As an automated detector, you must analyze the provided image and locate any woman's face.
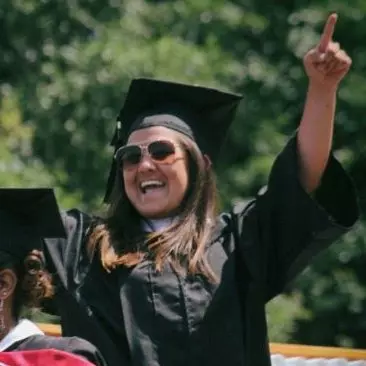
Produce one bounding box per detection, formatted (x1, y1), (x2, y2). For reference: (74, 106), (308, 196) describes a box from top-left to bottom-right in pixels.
(121, 126), (189, 219)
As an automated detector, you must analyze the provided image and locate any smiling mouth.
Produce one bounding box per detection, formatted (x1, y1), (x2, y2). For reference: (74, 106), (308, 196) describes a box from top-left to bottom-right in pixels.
(140, 180), (165, 194)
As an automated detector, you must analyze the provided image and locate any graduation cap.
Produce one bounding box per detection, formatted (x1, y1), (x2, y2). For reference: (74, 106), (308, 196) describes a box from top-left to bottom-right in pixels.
(104, 77), (243, 202)
(0, 188), (66, 259)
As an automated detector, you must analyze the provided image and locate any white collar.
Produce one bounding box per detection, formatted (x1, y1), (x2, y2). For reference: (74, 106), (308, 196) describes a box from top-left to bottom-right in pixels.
(142, 217), (174, 232)
(0, 319), (44, 351)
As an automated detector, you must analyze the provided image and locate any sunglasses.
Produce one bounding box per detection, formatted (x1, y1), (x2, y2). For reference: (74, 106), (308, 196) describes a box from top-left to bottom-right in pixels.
(115, 140), (181, 169)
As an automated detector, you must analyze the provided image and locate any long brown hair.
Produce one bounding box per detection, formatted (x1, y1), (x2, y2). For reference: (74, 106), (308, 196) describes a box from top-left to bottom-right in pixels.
(0, 250), (53, 319)
(88, 132), (219, 281)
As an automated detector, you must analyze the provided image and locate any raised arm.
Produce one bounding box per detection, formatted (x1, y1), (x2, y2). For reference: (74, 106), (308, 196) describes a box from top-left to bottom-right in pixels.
(231, 14), (358, 301)
(297, 13), (352, 193)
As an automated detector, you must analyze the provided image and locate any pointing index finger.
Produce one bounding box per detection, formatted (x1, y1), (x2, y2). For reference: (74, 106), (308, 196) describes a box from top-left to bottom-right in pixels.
(318, 13), (338, 53)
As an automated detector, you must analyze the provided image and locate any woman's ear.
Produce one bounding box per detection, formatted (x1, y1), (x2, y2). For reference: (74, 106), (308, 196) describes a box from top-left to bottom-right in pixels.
(0, 269), (17, 301)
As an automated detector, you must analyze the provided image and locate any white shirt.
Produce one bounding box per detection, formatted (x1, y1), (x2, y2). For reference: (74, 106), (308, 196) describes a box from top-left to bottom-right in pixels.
(142, 218), (174, 232)
(0, 319), (44, 351)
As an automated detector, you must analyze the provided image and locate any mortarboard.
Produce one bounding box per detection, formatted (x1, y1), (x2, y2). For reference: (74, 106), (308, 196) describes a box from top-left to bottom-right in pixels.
(0, 188), (66, 259)
(104, 77), (243, 202)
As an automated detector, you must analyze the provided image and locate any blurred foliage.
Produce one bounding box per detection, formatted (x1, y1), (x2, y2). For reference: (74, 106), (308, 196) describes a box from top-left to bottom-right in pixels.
(266, 293), (311, 343)
(1, 0), (366, 346)
(22, 308), (60, 325)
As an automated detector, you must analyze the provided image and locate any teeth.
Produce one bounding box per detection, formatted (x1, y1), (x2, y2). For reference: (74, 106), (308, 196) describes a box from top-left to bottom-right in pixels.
(140, 180), (164, 189)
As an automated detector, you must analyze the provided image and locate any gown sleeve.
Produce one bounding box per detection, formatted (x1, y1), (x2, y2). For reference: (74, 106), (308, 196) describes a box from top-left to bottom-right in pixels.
(42, 209), (95, 314)
(53, 336), (108, 366)
(231, 134), (359, 301)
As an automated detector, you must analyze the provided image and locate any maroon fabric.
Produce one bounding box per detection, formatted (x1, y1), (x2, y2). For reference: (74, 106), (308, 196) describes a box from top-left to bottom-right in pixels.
(0, 349), (96, 366)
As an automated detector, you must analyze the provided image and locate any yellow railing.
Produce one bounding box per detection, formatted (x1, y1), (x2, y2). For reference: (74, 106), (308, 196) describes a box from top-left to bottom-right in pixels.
(270, 343), (366, 361)
(38, 323), (62, 337)
(38, 323), (366, 361)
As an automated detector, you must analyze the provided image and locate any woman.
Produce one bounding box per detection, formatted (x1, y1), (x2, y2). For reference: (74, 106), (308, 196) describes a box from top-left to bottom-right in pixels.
(43, 13), (358, 366)
(0, 188), (106, 366)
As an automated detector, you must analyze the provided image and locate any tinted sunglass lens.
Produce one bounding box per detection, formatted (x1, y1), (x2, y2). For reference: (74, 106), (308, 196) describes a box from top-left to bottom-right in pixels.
(149, 141), (175, 161)
(120, 146), (142, 166)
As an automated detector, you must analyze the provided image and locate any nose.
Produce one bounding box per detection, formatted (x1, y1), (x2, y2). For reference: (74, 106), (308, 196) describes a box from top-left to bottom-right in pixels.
(137, 154), (156, 172)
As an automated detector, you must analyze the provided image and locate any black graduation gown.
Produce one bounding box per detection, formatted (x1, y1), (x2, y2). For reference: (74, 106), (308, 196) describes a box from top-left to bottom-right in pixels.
(5, 334), (106, 366)
(43, 136), (359, 366)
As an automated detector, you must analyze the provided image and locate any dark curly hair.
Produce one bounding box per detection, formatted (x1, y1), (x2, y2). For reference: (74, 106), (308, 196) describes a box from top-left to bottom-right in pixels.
(0, 250), (53, 319)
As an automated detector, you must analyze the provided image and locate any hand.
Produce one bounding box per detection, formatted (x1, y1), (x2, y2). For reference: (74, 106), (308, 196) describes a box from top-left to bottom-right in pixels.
(303, 13), (352, 89)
